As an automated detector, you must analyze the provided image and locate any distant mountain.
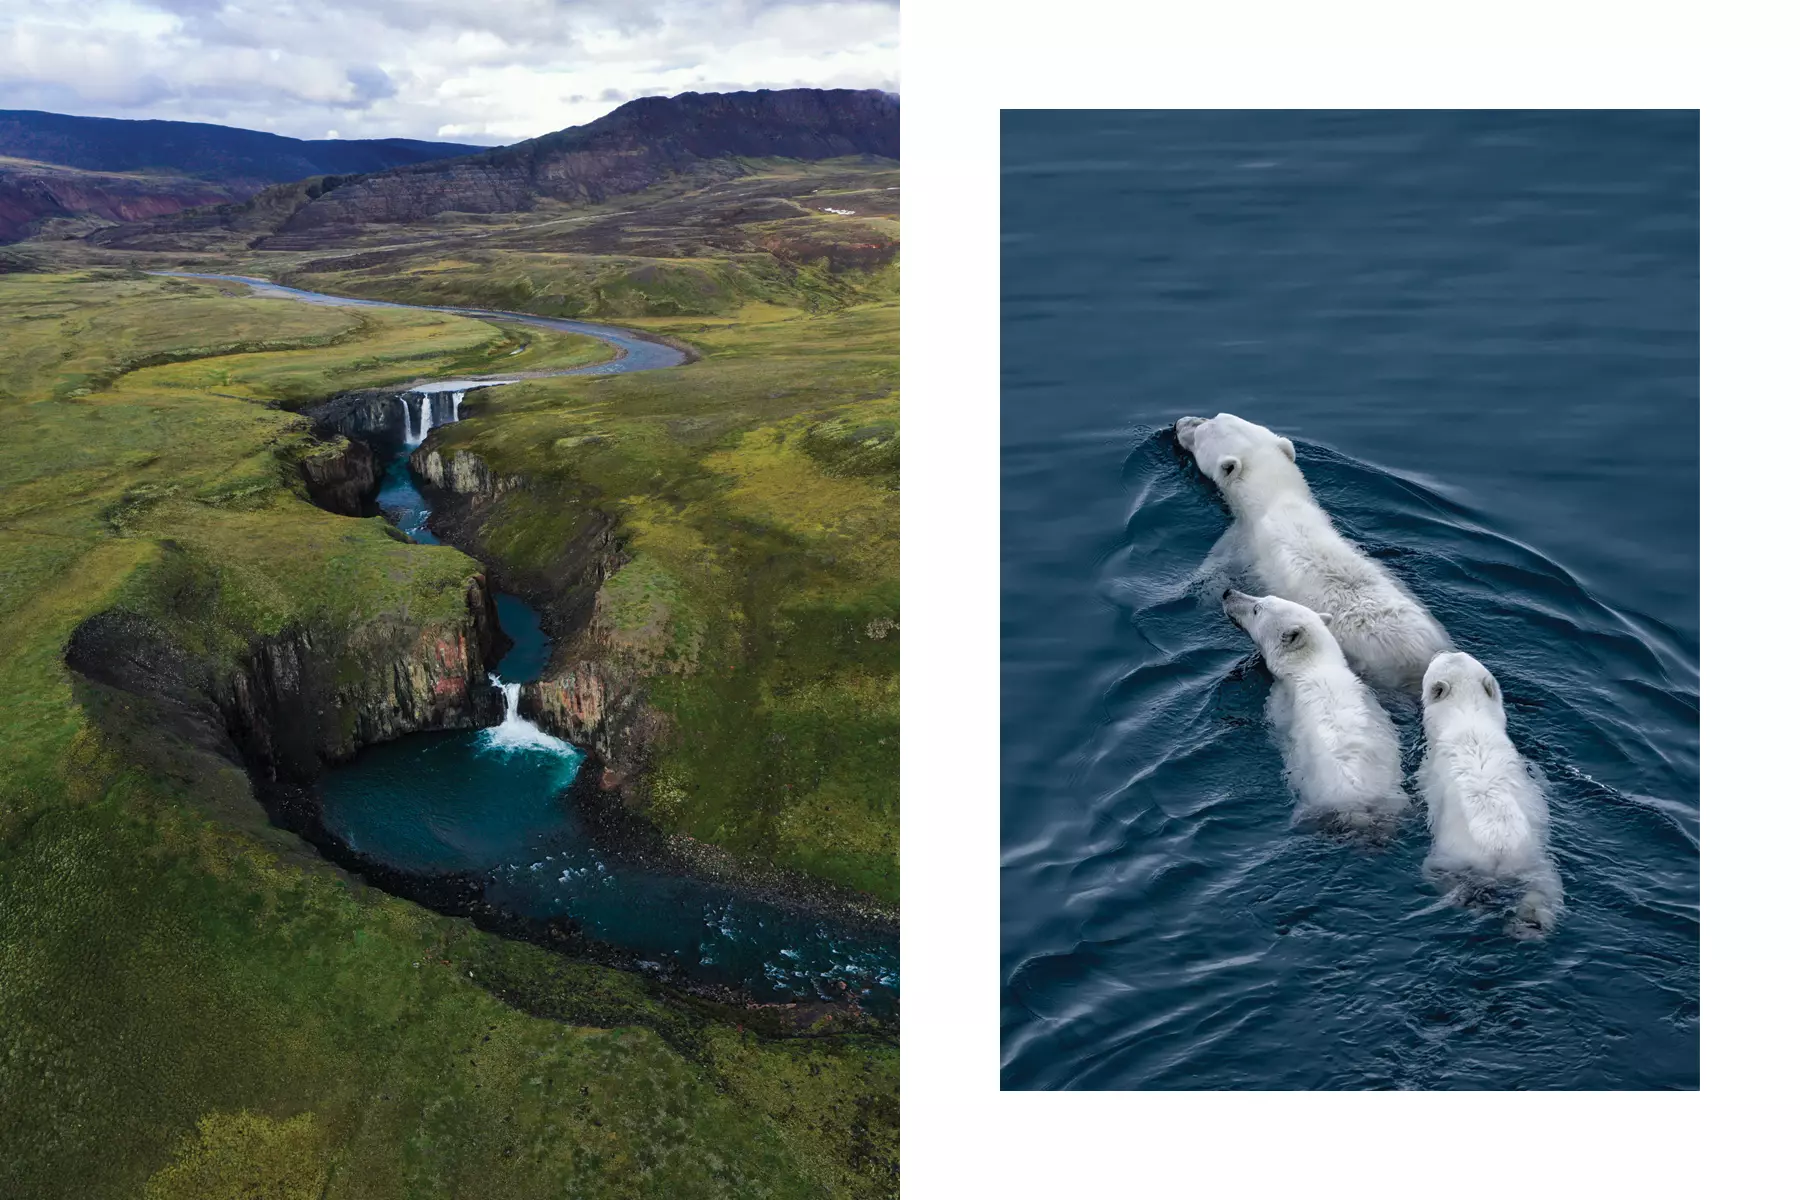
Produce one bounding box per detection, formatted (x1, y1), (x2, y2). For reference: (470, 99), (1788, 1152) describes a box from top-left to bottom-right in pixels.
(0, 110), (489, 244)
(0, 110), (485, 187)
(0, 156), (240, 242)
(163, 89), (896, 247)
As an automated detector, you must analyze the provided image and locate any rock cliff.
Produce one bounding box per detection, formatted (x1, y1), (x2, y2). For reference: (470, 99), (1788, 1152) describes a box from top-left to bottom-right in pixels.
(65, 573), (503, 784)
(303, 387), (411, 448)
(291, 435), (381, 517)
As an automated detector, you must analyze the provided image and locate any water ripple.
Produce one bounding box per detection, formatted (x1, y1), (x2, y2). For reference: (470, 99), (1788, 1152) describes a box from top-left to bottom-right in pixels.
(1002, 429), (1698, 1090)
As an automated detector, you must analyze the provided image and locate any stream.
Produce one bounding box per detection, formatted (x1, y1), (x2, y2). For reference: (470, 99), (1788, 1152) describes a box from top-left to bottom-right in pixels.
(159, 273), (899, 1013)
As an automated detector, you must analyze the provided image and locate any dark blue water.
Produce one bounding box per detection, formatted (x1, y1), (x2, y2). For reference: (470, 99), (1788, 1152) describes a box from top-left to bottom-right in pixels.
(379, 449), (436, 543)
(318, 721), (898, 1010)
(492, 594), (551, 682)
(1001, 111), (1697, 1089)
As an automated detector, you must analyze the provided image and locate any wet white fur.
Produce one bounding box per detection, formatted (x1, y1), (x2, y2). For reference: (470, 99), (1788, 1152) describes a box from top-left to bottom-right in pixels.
(1177, 413), (1452, 691)
(1222, 589), (1406, 831)
(1417, 651), (1563, 933)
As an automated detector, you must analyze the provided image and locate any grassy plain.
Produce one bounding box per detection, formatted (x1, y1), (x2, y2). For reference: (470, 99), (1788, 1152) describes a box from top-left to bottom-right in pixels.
(0, 270), (897, 1198)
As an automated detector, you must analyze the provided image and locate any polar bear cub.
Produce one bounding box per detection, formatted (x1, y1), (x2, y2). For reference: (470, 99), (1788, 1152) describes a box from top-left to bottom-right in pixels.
(1418, 651), (1563, 933)
(1177, 413), (1451, 692)
(1222, 588), (1406, 832)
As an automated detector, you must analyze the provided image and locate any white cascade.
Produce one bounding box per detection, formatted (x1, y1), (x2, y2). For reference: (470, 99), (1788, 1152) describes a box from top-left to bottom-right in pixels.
(416, 392), (435, 443)
(451, 390), (466, 420)
(480, 673), (578, 756)
(400, 393), (421, 448)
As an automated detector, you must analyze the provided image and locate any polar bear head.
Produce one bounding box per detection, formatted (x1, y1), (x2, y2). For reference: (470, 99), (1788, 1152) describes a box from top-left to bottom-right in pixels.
(1174, 413), (1300, 496)
(1422, 650), (1505, 732)
(1222, 588), (1339, 675)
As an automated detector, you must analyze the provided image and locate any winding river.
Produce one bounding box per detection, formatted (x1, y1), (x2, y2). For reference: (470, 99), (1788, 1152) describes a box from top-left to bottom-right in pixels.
(159, 272), (899, 1013)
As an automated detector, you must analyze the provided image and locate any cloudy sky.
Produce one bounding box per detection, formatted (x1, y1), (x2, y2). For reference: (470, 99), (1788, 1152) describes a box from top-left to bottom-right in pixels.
(0, 0), (897, 145)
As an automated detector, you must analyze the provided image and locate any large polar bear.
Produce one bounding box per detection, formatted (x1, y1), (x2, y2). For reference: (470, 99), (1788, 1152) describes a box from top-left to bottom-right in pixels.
(1177, 413), (1451, 692)
(1417, 650), (1563, 934)
(1222, 588), (1407, 833)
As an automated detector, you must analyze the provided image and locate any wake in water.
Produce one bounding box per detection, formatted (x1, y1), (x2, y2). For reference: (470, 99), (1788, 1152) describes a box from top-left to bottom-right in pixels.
(1001, 425), (1697, 1088)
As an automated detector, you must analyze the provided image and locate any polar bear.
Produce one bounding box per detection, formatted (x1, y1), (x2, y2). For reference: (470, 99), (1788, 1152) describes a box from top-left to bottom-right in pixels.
(1222, 588), (1407, 833)
(1177, 413), (1452, 692)
(1417, 650), (1563, 934)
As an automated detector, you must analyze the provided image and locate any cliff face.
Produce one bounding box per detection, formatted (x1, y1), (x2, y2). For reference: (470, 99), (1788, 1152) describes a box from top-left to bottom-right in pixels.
(260, 88), (898, 243)
(65, 573), (503, 784)
(292, 436), (381, 517)
(411, 444), (517, 499)
(304, 388), (410, 450)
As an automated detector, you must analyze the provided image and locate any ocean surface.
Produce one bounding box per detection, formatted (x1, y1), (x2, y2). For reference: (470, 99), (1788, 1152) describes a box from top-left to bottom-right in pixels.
(1000, 111), (1697, 1089)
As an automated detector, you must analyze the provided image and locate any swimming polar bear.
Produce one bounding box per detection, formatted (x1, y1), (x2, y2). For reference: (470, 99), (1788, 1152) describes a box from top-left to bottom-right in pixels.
(1417, 650), (1563, 934)
(1222, 588), (1406, 833)
(1176, 413), (1452, 692)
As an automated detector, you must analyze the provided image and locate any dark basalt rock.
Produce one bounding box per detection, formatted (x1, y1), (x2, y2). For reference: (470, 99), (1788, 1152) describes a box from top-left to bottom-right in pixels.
(65, 574), (504, 786)
(304, 388), (410, 452)
(292, 436), (381, 517)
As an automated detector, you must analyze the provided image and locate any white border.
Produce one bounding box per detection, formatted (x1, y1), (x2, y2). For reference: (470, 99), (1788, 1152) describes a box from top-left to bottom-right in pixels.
(903, 1), (1797, 1193)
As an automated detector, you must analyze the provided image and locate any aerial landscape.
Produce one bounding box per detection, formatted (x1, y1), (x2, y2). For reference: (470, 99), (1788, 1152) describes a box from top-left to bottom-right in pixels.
(0, 65), (898, 1200)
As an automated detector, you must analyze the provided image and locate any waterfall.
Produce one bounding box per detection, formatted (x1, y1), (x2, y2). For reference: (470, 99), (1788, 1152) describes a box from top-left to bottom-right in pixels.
(452, 390), (465, 420)
(400, 392), (423, 448)
(417, 393), (435, 443)
(480, 674), (577, 756)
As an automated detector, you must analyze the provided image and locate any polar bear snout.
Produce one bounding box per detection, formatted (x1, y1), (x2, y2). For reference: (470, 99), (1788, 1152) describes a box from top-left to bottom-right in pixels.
(1221, 588), (1254, 626)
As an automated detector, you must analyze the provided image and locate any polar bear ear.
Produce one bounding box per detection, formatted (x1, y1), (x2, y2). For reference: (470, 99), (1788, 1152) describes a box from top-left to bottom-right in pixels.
(1216, 455), (1241, 481)
(1280, 625), (1304, 647)
(1276, 437), (1296, 463)
(1428, 680), (1449, 702)
(1482, 675), (1499, 701)
(1317, 612), (1334, 627)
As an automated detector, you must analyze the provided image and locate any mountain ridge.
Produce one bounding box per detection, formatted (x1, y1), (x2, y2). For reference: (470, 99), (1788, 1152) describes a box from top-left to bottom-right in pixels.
(271, 88), (900, 237)
(0, 108), (486, 186)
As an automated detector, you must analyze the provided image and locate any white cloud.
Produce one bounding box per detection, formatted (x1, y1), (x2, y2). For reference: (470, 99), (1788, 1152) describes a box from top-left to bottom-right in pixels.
(0, 0), (898, 144)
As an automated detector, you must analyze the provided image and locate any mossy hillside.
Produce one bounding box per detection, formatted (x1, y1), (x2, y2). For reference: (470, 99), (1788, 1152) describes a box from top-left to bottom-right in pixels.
(287, 247), (879, 321)
(2, 790), (896, 1199)
(116, 297), (613, 408)
(245, 159), (901, 319)
(0, 272), (896, 1198)
(0, 272), (609, 415)
(421, 301), (898, 900)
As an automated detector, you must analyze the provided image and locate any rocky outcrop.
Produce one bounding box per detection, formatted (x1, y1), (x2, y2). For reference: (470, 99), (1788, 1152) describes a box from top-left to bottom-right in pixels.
(520, 663), (664, 799)
(304, 388), (410, 450)
(223, 585), (501, 779)
(65, 574), (503, 784)
(410, 444), (516, 498)
(292, 436), (380, 517)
